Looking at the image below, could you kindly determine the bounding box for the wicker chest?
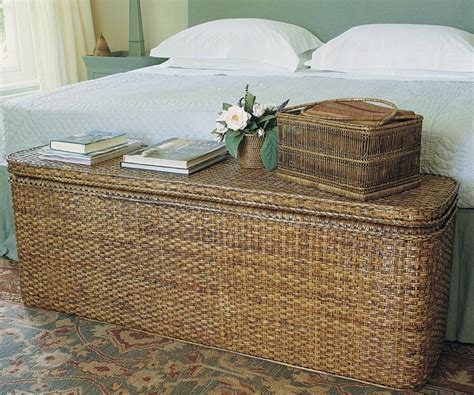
[8,147,458,389]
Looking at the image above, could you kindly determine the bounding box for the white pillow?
[151,18,322,72]
[158,51,314,72]
[158,58,289,72]
[306,24,474,74]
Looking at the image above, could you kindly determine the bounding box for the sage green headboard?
[188,0,473,42]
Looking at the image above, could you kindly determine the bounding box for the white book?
[121,154,226,175]
[40,141,144,165]
[50,130,128,154]
[123,138,227,169]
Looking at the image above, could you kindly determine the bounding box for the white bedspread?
[1,68,473,206]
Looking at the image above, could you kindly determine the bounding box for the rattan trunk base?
[8,147,458,390]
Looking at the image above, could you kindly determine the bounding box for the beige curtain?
[26,0,95,90]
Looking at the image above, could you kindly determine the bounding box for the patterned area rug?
[1,258,473,395]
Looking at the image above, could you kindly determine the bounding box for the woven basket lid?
[302,98,417,126]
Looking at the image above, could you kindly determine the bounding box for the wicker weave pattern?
[8,147,458,389]
[237,134,264,169]
[277,101,423,200]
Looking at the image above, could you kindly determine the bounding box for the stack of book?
[40,131,143,165]
[121,138,227,175]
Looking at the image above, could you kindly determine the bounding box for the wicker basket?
[8,146,458,389]
[277,98,423,200]
[238,134,264,169]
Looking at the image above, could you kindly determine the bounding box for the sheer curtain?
[25,0,95,90]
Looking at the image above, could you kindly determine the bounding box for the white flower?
[257,128,265,138]
[215,121,227,132]
[224,105,251,131]
[252,103,265,117]
[265,103,277,112]
[213,118,228,143]
[217,111,227,122]
[214,132,225,143]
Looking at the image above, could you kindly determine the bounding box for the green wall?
[189,0,473,42]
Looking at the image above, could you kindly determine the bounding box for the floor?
[1,258,473,395]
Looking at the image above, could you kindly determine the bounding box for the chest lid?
[8,146,457,229]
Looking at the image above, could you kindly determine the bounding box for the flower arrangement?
[212,85,289,171]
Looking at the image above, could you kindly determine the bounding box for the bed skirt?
[0,164,472,343]
[0,166,16,259]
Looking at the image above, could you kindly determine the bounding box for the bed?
[0,0,473,343]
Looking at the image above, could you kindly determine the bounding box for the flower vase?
[238,134,264,169]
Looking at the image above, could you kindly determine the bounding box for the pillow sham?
[158,51,314,72]
[306,24,474,74]
[158,58,289,72]
[151,18,322,72]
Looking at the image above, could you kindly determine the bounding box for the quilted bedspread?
[1,69,473,206]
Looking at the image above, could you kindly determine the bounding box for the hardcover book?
[121,154,226,175]
[50,131,128,154]
[41,141,144,165]
[123,138,227,169]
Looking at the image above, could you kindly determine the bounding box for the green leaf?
[264,118,277,130]
[225,130,245,158]
[260,127,279,171]
[256,114,276,129]
[257,114,276,124]
[248,121,258,131]
[223,103,232,111]
[245,92,256,113]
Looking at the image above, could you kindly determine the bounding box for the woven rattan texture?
[277,103,423,200]
[7,147,458,227]
[8,147,458,389]
[237,134,264,169]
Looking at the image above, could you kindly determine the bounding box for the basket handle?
[300,98,400,126]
